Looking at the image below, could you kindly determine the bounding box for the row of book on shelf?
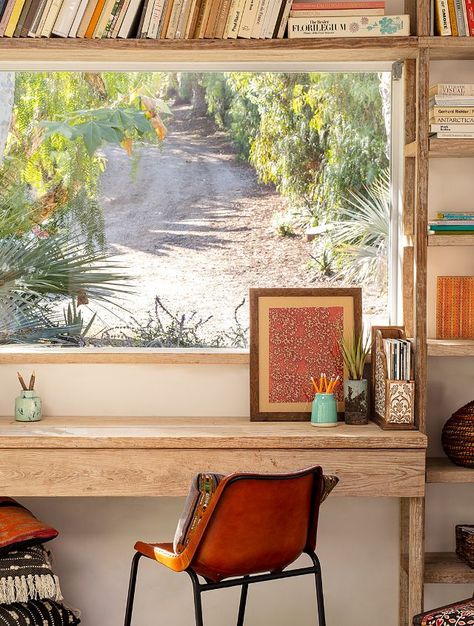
[432,0,474,36]
[429,211,474,236]
[383,338,412,382]
[0,0,410,39]
[430,83,474,139]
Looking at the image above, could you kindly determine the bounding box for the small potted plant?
[341,332,370,425]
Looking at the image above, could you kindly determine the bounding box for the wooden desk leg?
[400,497,425,626]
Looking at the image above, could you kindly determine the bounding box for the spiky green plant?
[340,332,370,380]
[330,168,390,285]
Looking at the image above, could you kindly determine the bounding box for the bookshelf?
[427,339,474,357]
[426,457,474,483]
[428,234,474,246]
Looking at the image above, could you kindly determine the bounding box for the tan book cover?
[27,0,49,34]
[111,0,131,35]
[184,0,200,37]
[148,0,166,37]
[52,0,83,36]
[214,0,230,37]
[237,0,257,37]
[435,0,452,35]
[158,0,173,36]
[250,0,267,37]
[276,0,291,37]
[165,0,183,37]
[175,0,192,37]
[195,0,212,37]
[77,0,98,35]
[223,0,240,37]
[447,0,458,35]
[0,0,19,36]
[263,0,279,37]
[40,0,64,36]
[203,0,221,36]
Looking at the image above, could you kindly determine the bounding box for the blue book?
[429,224,474,231]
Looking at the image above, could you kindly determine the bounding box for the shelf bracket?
[392,61,404,82]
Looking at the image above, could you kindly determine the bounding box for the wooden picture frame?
[250,288,362,422]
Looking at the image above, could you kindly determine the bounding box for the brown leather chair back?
[190,466,323,582]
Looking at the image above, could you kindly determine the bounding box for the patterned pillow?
[0,545,62,605]
[0,600,80,625]
[413,597,474,625]
[0,499,58,554]
[173,473,223,554]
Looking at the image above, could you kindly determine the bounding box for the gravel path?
[98,105,312,336]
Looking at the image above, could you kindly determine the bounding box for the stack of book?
[429,211,474,236]
[383,338,412,382]
[287,1,409,39]
[431,0,474,36]
[430,84,474,139]
[0,0,299,38]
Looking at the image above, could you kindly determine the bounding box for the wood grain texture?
[0,38,419,66]
[421,36,474,60]
[424,552,474,584]
[403,246,414,338]
[0,416,428,449]
[414,0,430,36]
[428,234,474,247]
[427,339,474,356]
[428,138,474,158]
[414,47,430,435]
[403,59,416,237]
[426,457,474,483]
[400,497,425,625]
[0,347,249,365]
[0,448,426,497]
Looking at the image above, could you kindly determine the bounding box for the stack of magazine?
[383,338,412,382]
[429,210,474,236]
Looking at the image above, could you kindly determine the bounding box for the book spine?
[195,0,212,36]
[435,131,474,137]
[275,0,290,37]
[289,7,383,14]
[287,14,410,38]
[52,0,82,35]
[447,0,458,35]
[21,0,42,33]
[40,0,64,36]
[459,0,469,33]
[175,0,192,37]
[68,0,89,34]
[205,0,223,37]
[455,0,467,32]
[289,0,384,7]
[4,0,27,36]
[93,0,115,36]
[435,0,452,34]
[147,0,165,36]
[13,0,33,35]
[431,104,474,112]
[102,0,122,35]
[27,0,48,34]
[250,0,267,37]
[225,0,244,36]
[263,0,279,37]
[465,0,474,33]
[84,0,105,36]
[214,0,231,37]
[165,0,182,36]
[185,0,200,35]
[223,0,239,37]
[117,0,141,36]
[76,0,96,35]
[237,0,257,37]
[432,116,474,123]
[137,0,153,36]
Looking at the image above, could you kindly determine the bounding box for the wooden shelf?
[405,138,474,159]
[425,552,474,584]
[0,37,419,66]
[428,234,474,246]
[427,339,474,357]
[421,36,474,60]
[426,457,474,483]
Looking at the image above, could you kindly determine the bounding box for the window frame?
[0,61,403,363]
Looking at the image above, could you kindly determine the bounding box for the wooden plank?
[403,59,416,237]
[426,457,474,483]
[0,347,249,365]
[404,0,417,36]
[400,498,425,625]
[0,448,426,497]
[414,47,430,435]
[427,339,474,357]
[421,36,474,60]
[425,552,474,584]
[429,138,474,158]
[0,38,419,67]
[428,234,474,246]
[414,0,430,36]
[403,246,414,338]
[0,416,428,449]
[404,141,417,158]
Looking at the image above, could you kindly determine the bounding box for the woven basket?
[441,401,474,468]
[456,525,474,569]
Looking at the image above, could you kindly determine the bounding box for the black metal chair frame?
[123,549,326,626]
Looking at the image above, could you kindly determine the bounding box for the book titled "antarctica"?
[287,14,410,38]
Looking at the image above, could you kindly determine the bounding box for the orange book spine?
[85,0,106,36]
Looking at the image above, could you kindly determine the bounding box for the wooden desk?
[0,415,427,626]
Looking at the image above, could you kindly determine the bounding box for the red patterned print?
[268,306,344,404]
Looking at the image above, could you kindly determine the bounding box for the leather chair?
[124,466,328,626]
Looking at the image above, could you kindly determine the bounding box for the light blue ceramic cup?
[311,393,338,428]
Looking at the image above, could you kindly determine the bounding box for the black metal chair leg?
[124,552,142,626]
[236,576,249,626]
[187,570,204,626]
[307,552,326,626]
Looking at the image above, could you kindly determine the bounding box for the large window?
[0,70,396,349]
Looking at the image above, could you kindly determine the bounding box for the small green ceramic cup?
[311,393,338,428]
[15,390,42,422]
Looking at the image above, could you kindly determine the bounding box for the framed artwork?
[250,288,362,422]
